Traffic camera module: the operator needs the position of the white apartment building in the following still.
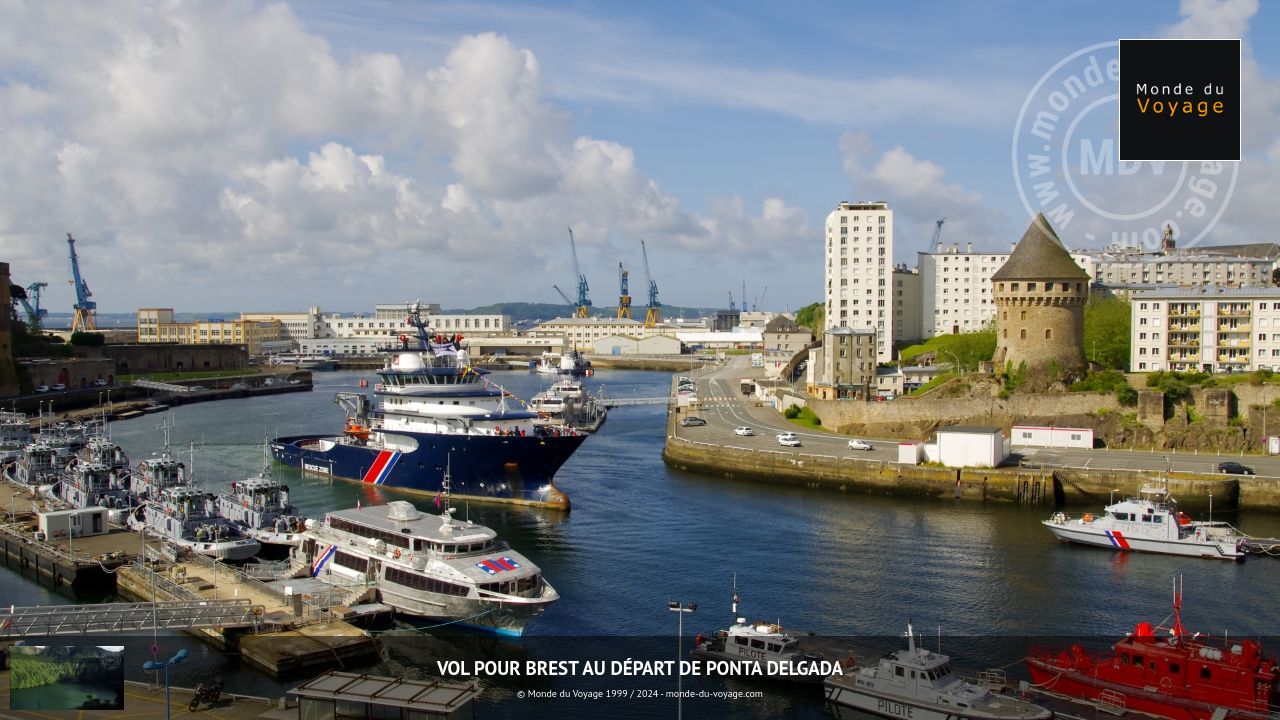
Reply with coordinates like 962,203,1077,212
918,243,1096,338
1129,287,1280,373
1092,252,1275,288
825,201,893,361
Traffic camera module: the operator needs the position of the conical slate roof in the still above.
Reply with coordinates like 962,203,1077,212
991,213,1090,281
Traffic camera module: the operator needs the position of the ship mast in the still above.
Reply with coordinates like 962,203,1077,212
1171,575,1186,639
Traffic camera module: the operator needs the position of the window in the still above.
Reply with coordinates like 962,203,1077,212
1020,329,1027,339
1045,329,1052,339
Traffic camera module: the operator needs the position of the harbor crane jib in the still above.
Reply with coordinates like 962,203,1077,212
67,233,97,333
568,227,591,318
12,282,48,332
641,240,661,328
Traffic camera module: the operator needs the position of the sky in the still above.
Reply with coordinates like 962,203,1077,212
1,0,1277,315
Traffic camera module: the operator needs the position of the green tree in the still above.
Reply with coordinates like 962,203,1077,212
794,302,824,332
899,327,995,370
69,332,105,347
1083,295,1131,370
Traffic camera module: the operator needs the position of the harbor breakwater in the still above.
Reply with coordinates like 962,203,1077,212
661,412,1280,512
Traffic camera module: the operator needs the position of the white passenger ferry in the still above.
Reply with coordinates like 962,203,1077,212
300,471,558,636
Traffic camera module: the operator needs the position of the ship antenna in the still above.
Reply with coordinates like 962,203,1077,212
906,619,916,653
1172,575,1186,639
440,454,452,516
732,573,739,617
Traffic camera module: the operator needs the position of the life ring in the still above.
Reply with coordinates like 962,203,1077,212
399,334,407,343
393,548,402,559
1160,676,1173,693
694,633,704,647
243,499,249,508
843,655,856,669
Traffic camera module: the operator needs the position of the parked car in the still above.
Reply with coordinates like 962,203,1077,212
51,383,66,391
847,439,873,451
34,385,49,393
778,435,802,447
734,427,755,436
1217,461,1256,475
92,379,109,387
680,416,707,427
776,431,798,442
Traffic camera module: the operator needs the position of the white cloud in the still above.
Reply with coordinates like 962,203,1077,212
838,132,1010,257
0,1,807,311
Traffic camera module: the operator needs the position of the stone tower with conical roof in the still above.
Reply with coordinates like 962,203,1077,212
991,214,1089,373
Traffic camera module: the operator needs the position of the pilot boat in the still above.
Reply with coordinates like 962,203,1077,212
826,622,1051,720
1043,484,1246,560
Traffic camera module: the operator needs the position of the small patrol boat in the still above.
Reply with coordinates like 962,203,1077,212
128,486,260,562
211,466,304,557
1043,484,1246,560
826,622,1051,720
692,582,849,684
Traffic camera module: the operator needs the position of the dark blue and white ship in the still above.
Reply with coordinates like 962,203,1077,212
271,302,587,508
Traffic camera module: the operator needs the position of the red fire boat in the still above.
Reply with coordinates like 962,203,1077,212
1026,580,1278,720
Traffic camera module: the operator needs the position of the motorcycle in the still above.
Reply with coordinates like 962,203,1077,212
188,677,224,712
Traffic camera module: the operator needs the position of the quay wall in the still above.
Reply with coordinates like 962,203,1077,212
662,412,1270,511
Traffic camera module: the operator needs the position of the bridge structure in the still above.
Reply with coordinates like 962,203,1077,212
598,397,667,408
0,599,264,638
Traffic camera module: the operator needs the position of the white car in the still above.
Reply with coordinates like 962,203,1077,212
734,427,754,436
778,436,801,447
847,439,873,451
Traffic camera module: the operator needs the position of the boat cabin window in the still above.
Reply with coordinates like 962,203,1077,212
1169,662,1180,673
910,670,918,679
734,637,748,646
1153,515,1163,523
750,640,765,650
768,644,781,653
895,666,905,677
1112,512,1128,520
1132,654,1144,666
1200,666,1211,679
1142,514,1152,522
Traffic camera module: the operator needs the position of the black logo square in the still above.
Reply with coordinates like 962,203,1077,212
1119,39,1240,161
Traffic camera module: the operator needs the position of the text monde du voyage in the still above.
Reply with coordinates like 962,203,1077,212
1134,83,1228,118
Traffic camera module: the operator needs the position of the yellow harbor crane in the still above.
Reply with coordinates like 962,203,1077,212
641,240,661,328
617,263,632,320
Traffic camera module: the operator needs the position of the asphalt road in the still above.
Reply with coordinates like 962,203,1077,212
670,357,1280,479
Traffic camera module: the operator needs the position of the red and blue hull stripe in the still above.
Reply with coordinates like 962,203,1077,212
361,450,402,485
312,544,337,576
1105,530,1131,550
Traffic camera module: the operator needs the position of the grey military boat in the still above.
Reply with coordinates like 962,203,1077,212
825,622,1051,720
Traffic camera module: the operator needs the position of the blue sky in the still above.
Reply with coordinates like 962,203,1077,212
1,0,1276,315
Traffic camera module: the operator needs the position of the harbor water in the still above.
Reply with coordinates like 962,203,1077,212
5,369,1280,719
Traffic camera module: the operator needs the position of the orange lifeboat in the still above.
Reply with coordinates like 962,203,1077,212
344,419,371,442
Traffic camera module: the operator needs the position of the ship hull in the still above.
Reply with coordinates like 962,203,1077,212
270,432,586,508
1043,522,1243,560
1025,658,1271,720
826,676,1051,720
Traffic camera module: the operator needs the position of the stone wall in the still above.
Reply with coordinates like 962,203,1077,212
91,344,248,374
806,391,1118,440
20,358,118,387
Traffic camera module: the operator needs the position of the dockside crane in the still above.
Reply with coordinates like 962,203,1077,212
616,263,632,320
67,233,96,333
12,282,48,332
567,227,591,318
753,285,768,313
640,240,661,328
931,217,946,249
553,285,575,308
728,290,736,312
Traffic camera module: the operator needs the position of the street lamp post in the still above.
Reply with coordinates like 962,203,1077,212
143,648,188,720
941,350,964,375
668,601,697,720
